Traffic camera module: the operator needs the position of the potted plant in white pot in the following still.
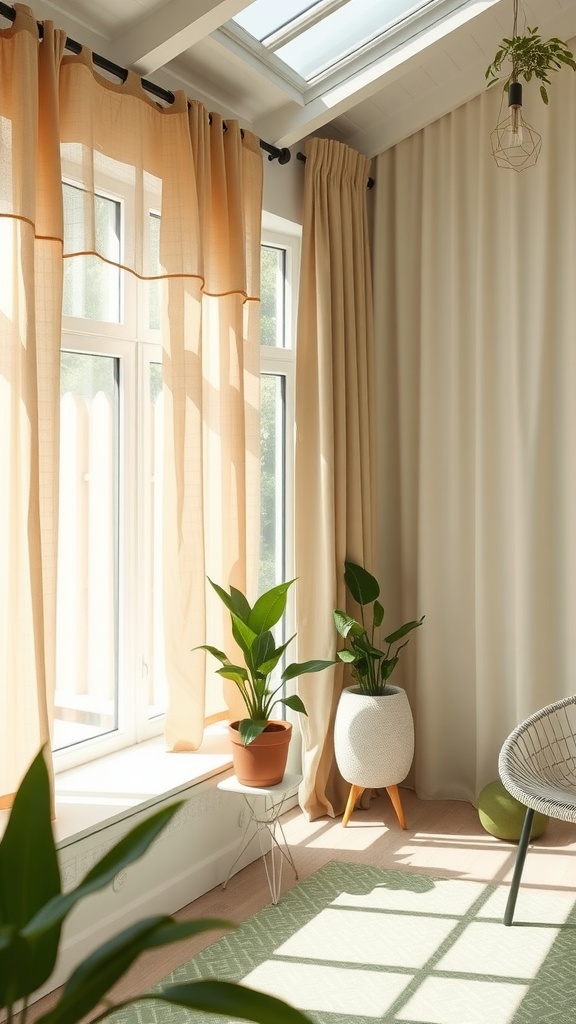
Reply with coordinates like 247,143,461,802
333,561,424,828
198,577,333,787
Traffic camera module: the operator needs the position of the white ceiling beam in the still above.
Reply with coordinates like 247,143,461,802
110,0,254,76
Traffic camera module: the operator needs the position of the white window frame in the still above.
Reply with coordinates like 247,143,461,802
55,172,164,773
54,211,301,773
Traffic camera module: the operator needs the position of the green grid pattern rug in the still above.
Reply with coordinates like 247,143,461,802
113,862,576,1024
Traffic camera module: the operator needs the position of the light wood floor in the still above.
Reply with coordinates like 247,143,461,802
26,788,576,1019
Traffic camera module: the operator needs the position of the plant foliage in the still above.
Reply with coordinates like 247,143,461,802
485,25,576,103
197,578,333,745
333,561,424,697
0,750,312,1024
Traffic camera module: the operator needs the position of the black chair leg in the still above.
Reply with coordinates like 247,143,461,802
503,806,534,926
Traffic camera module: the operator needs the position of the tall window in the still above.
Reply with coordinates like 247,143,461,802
55,192,298,769
55,181,166,768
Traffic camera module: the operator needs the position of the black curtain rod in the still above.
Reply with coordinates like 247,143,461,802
297,151,374,189
0,0,292,165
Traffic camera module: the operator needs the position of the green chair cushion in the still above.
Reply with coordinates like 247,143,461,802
477,779,548,841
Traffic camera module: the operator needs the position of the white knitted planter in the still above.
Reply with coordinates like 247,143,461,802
334,684,415,789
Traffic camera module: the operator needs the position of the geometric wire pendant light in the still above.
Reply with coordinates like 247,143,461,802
490,80,542,170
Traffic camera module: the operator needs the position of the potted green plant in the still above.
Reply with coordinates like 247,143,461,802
332,561,424,828
198,577,333,787
0,749,311,1024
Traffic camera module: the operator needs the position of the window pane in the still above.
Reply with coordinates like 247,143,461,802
54,353,119,751
62,183,122,322
260,245,286,348
234,0,318,40
260,374,285,594
146,361,166,719
277,0,432,79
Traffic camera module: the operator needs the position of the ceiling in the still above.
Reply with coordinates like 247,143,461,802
10,0,576,157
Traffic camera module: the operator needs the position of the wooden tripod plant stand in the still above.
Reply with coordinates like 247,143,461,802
342,783,407,829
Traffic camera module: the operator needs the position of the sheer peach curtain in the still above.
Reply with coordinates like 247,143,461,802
0,4,263,800
294,138,375,820
0,7,66,805
58,57,263,750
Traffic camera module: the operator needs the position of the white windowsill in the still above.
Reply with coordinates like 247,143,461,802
1,725,233,848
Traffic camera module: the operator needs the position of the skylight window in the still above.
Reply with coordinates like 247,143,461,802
233,0,320,43
233,0,441,83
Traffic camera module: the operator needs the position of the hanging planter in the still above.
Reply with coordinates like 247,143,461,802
485,0,576,169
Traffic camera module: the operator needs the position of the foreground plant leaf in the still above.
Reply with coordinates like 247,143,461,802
1,751,313,1024
35,916,234,1024
145,979,312,1024
0,750,62,1005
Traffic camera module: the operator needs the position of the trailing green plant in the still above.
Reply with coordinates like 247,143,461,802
485,24,576,104
0,749,312,1024
333,561,424,697
197,578,333,746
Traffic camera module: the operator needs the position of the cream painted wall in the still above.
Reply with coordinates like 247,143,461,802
263,146,303,227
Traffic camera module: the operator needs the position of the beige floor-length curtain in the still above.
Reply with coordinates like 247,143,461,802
295,138,375,820
0,7,66,805
372,70,576,802
1,5,263,802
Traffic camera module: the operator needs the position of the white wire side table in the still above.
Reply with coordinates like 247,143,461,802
217,772,302,905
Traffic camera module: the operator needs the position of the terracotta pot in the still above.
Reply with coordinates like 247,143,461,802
334,684,414,789
228,720,292,787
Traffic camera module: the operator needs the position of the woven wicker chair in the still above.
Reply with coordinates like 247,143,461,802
498,695,576,925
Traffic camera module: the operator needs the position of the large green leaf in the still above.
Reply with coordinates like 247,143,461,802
248,581,294,634
381,656,399,681
282,659,333,681
151,979,313,1023
250,630,277,674
344,562,380,606
258,634,296,676
279,694,307,715
237,719,267,745
207,578,237,616
231,614,258,668
207,579,252,625
354,636,383,659
0,749,62,1005
217,666,250,688
337,649,357,664
384,616,425,646
0,750,60,926
22,803,183,944
373,600,384,629
3,752,314,1024
229,586,252,624
0,927,12,954
195,644,230,665
333,610,364,640
36,916,233,1024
